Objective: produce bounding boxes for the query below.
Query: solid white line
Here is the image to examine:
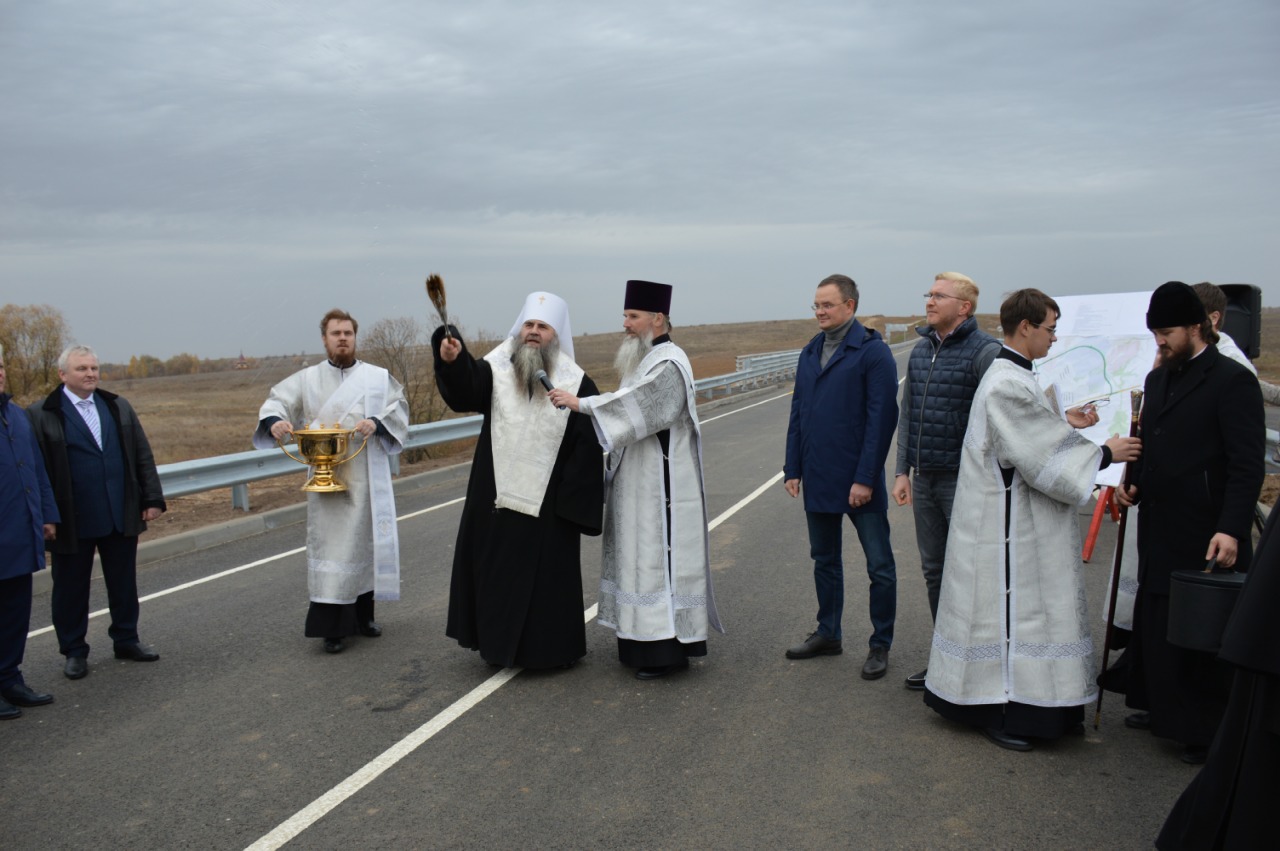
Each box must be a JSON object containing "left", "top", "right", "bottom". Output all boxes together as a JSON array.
[
  {"left": 700, "top": 391, "right": 790, "bottom": 424},
  {"left": 244, "top": 470, "right": 781, "bottom": 850},
  {"left": 709, "top": 471, "right": 784, "bottom": 531},
  {"left": 26, "top": 497, "right": 468, "bottom": 641},
  {"left": 244, "top": 665, "right": 524, "bottom": 851}
]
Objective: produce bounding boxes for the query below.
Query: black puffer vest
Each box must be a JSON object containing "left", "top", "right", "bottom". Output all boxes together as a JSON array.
[{"left": 904, "top": 317, "right": 999, "bottom": 472}]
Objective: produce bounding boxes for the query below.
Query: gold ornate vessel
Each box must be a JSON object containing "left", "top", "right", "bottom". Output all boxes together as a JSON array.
[{"left": 277, "top": 425, "right": 368, "bottom": 493}]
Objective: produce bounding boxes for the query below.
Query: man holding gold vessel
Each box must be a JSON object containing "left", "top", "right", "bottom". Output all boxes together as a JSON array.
[{"left": 254, "top": 308, "right": 409, "bottom": 654}]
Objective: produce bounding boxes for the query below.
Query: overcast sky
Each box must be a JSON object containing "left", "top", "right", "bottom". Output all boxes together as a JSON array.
[{"left": 3, "top": 0, "right": 1277, "bottom": 362}]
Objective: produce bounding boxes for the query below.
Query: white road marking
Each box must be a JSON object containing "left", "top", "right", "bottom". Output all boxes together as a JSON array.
[
  {"left": 700, "top": 391, "right": 790, "bottom": 424},
  {"left": 244, "top": 471, "right": 780, "bottom": 850}
]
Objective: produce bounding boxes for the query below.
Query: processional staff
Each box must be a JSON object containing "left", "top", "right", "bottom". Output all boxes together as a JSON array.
[{"left": 1095, "top": 388, "right": 1144, "bottom": 729}]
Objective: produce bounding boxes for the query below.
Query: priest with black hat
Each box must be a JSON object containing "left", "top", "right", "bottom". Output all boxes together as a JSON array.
[
  {"left": 549, "top": 280, "right": 724, "bottom": 680},
  {"left": 1112, "top": 281, "right": 1265, "bottom": 765}
]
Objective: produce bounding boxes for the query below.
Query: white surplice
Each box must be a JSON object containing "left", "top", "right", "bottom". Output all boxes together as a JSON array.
[
  {"left": 580, "top": 342, "right": 723, "bottom": 644},
  {"left": 254, "top": 360, "right": 409, "bottom": 603},
  {"left": 927, "top": 357, "right": 1104, "bottom": 708}
]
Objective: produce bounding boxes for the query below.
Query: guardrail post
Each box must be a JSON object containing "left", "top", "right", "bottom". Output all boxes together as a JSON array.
[{"left": 232, "top": 483, "right": 251, "bottom": 512}]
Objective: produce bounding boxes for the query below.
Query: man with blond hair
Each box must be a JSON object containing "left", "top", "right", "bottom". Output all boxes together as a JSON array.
[{"left": 892, "top": 272, "right": 1000, "bottom": 690}]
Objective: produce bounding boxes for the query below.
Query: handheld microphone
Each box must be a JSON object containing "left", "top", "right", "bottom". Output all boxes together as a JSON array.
[{"left": 535, "top": 370, "right": 565, "bottom": 409}]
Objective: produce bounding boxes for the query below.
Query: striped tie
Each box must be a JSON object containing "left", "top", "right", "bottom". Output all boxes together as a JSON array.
[{"left": 77, "top": 398, "right": 103, "bottom": 449}]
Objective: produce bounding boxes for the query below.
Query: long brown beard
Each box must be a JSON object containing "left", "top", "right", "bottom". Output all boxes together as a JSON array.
[
  {"left": 328, "top": 350, "right": 357, "bottom": 369},
  {"left": 512, "top": 337, "right": 559, "bottom": 395},
  {"left": 613, "top": 331, "right": 653, "bottom": 379}
]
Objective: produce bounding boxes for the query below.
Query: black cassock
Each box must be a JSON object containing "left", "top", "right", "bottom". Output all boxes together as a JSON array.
[
  {"left": 433, "top": 328, "right": 603, "bottom": 669},
  {"left": 1157, "top": 507, "right": 1280, "bottom": 849}
]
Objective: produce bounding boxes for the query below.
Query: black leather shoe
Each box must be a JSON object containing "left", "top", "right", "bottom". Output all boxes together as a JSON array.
[
  {"left": 64, "top": 656, "right": 88, "bottom": 680},
  {"left": 113, "top": 643, "right": 160, "bottom": 662},
  {"left": 1124, "top": 712, "right": 1151, "bottom": 730},
  {"left": 905, "top": 668, "right": 927, "bottom": 690},
  {"left": 1180, "top": 745, "right": 1208, "bottom": 765},
  {"left": 1, "top": 683, "right": 54, "bottom": 707},
  {"left": 359, "top": 621, "right": 382, "bottom": 638},
  {"left": 980, "top": 726, "right": 1033, "bottom": 752},
  {"left": 861, "top": 647, "right": 889, "bottom": 680},
  {"left": 0, "top": 700, "right": 20, "bottom": 721},
  {"left": 324, "top": 638, "right": 345, "bottom": 654},
  {"left": 785, "top": 632, "right": 842, "bottom": 659},
  {"left": 635, "top": 660, "right": 689, "bottom": 680}
]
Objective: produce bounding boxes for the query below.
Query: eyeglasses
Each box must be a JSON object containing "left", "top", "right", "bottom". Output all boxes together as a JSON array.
[
  {"left": 811, "top": 300, "right": 851, "bottom": 312},
  {"left": 923, "top": 292, "right": 961, "bottom": 302},
  {"left": 1029, "top": 321, "right": 1058, "bottom": 335}
]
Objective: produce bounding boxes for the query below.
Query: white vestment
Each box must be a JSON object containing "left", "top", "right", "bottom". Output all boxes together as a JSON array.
[
  {"left": 254, "top": 361, "right": 409, "bottom": 603},
  {"left": 927, "top": 357, "right": 1104, "bottom": 709},
  {"left": 580, "top": 342, "right": 723, "bottom": 643},
  {"left": 482, "top": 337, "right": 585, "bottom": 516}
]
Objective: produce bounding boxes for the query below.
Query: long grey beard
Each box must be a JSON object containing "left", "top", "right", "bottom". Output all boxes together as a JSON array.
[
  {"left": 613, "top": 331, "right": 653, "bottom": 380},
  {"left": 512, "top": 338, "right": 559, "bottom": 395}
]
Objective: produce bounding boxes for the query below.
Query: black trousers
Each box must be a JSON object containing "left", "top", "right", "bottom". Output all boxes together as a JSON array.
[
  {"left": 0, "top": 574, "right": 34, "bottom": 690},
  {"left": 51, "top": 532, "right": 141, "bottom": 658},
  {"left": 304, "top": 591, "right": 375, "bottom": 638}
]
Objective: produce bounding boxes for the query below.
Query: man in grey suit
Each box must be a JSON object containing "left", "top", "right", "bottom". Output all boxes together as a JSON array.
[{"left": 27, "top": 345, "right": 166, "bottom": 680}]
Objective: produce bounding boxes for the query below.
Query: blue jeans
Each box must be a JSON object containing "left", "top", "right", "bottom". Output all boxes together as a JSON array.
[
  {"left": 805, "top": 510, "right": 896, "bottom": 648},
  {"left": 911, "top": 470, "right": 958, "bottom": 622}
]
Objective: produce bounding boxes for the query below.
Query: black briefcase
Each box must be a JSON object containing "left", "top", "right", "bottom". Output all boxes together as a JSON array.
[{"left": 1167, "top": 560, "right": 1247, "bottom": 653}]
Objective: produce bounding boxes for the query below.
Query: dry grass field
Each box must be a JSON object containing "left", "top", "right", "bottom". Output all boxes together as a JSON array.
[{"left": 85, "top": 308, "right": 1280, "bottom": 539}]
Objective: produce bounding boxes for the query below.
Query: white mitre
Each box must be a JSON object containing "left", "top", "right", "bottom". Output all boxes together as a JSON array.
[{"left": 506, "top": 291, "right": 575, "bottom": 360}]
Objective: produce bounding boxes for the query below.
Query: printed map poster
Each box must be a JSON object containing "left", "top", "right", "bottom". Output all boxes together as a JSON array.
[{"left": 1034, "top": 291, "right": 1156, "bottom": 487}]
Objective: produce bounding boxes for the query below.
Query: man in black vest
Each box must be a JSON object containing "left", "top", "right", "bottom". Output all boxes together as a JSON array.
[
  {"left": 891, "top": 272, "right": 1000, "bottom": 690},
  {"left": 27, "top": 345, "right": 166, "bottom": 680}
]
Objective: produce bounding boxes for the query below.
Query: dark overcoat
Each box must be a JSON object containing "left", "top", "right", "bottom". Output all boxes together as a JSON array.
[
  {"left": 26, "top": 385, "right": 166, "bottom": 554},
  {"left": 784, "top": 320, "right": 899, "bottom": 514},
  {"left": 1131, "top": 344, "right": 1265, "bottom": 590},
  {"left": 1125, "top": 343, "right": 1265, "bottom": 746}
]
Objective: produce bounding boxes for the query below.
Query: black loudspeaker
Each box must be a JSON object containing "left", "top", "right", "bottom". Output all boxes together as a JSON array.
[{"left": 1219, "top": 283, "right": 1261, "bottom": 359}]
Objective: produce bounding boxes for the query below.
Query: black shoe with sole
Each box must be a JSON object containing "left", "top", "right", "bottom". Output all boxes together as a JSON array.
[
  {"left": 980, "top": 726, "right": 1033, "bottom": 752},
  {"left": 64, "top": 656, "right": 88, "bottom": 680},
  {"left": 785, "top": 632, "right": 842, "bottom": 660},
  {"left": 905, "top": 668, "right": 927, "bottom": 690},
  {"left": 1124, "top": 712, "right": 1151, "bottom": 730},
  {"left": 861, "top": 647, "right": 889, "bottom": 680},
  {"left": 324, "top": 638, "right": 345, "bottom": 654},
  {"left": 114, "top": 643, "right": 160, "bottom": 662}
]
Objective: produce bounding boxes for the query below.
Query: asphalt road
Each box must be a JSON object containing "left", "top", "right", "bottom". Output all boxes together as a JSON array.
[{"left": 4, "top": 344, "right": 1211, "bottom": 850}]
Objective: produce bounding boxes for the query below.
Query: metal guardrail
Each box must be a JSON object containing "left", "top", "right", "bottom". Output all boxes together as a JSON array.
[{"left": 158, "top": 351, "right": 803, "bottom": 510}]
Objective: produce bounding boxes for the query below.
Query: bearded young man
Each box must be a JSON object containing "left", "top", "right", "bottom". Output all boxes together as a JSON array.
[
  {"left": 253, "top": 309, "right": 409, "bottom": 654},
  {"left": 1111, "top": 281, "right": 1264, "bottom": 765},
  {"left": 549, "top": 280, "right": 723, "bottom": 680},
  {"left": 433, "top": 292, "right": 603, "bottom": 670}
]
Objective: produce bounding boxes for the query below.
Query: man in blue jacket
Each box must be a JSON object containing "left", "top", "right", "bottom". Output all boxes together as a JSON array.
[
  {"left": 784, "top": 274, "right": 900, "bottom": 679},
  {"left": 1, "top": 346, "right": 60, "bottom": 719}
]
